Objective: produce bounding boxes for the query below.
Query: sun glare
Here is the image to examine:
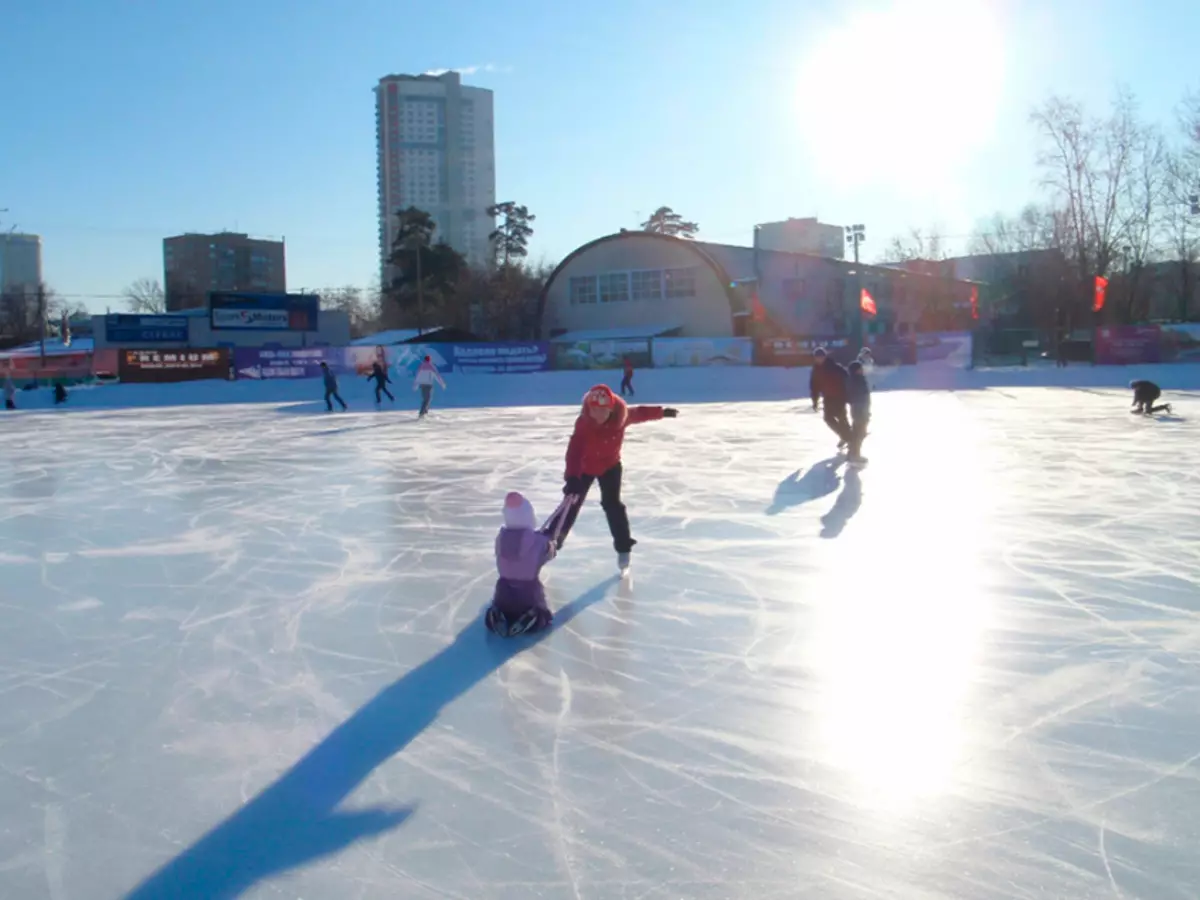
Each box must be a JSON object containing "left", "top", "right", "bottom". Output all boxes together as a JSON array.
[{"left": 793, "top": 0, "right": 1007, "bottom": 190}]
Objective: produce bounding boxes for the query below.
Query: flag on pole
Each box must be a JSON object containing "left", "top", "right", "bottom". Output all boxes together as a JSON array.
[
  {"left": 1093, "top": 275, "right": 1108, "bottom": 312},
  {"left": 859, "top": 288, "right": 877, "bottom": 318},
  {"left": 750, "top": 293, "right": 766, "bottom": 323},
  {"left": 970, "top": 284, "right": 979, "bottom": 320}
]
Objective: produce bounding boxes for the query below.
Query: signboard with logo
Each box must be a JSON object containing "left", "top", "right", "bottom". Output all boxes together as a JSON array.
[
  {"left": 1094, "top": 325, "right": 1161, "bottom": 366},
  {"left": 209, "top": 292, "right": 319, "bottom": 332},
  {"left": 119, "top": 349, "right": 231, "bottom": 383},
  {"left": 553, "top": 339, "right": 652, "bottom": 370},
  {"left": 104, "top": 314, "right": 189, "bottom": 344},
  {"left": 232, "top": 347, "right": 342, "bottom": 380},
  {"left": 651, "top": 337, "right": 754, "bottom": 368}
]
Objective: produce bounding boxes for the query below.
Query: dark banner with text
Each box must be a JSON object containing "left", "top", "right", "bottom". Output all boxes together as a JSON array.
[{"left": 119, "top": 349, "right": 231, "bottom": 383}]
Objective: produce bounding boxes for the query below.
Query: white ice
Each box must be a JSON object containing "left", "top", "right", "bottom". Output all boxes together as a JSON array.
[{"left": 1, "top": 375, "right": 1199, "bottom": 899}]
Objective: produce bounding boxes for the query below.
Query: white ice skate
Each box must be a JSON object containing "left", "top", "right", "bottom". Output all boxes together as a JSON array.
[{"left": 617, "top": 552, "right": 631, "bottom": 574}]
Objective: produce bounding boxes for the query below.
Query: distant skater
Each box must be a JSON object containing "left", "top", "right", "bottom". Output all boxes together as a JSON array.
[
  {"left": 368, "top": 360, "right": 394, "bottom": 405},
  {"left": 1130, "top": 379, "right": 1170, "bottom": 415},
  {"left": 320, "top": 361, "right": 347, "bottom": 411},
  {"left": 53, "top": 381, "right": 68, "bottom": 405},
  {"left": 3, "top": 370, "right": 15, "bottom": 410},
  {"left": 413, "top": 355, "right": 447, "bottom": 417},
  {"left": 810, "top": 347, "right": 852, "bottom": 450},
  {"left": 620, "top": 357, "right": 635, "bottom": 396},
  {"left": 846, "top": 359, "right": 871, "bottom": 463}
]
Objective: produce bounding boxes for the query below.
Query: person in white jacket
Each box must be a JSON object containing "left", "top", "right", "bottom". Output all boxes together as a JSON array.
[{"left": 413, "top": 355, "right": 447, "bottom": 417}]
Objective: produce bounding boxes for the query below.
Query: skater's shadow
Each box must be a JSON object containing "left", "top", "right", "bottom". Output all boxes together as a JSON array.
[
  {"left": 124, "top": 577, "right": 620, "bottom": 900},
  {"left": 765, "top": 456, "right": 844, "bottom": 515},
  {"left": 820, "top": 468, "right": 863, "bottom": 538}
]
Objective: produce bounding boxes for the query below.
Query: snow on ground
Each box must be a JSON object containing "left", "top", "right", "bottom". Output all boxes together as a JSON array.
[{"left": 1, "top": 371, "right": 1199, "bottom": 899}]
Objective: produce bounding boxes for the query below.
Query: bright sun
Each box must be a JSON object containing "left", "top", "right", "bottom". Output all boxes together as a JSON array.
[{"left": 793, "top": 0, "right": 1007, "bottom": 190}]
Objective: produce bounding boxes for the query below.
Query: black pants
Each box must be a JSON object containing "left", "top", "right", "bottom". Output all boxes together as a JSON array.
[
  {"left": 849, "top": 407, "right": 870, "bottom": 456},
  {"left": 1133, "top": 384, "right": 1161, "bottom": 412},
  {"left": 4, "top": 398, "right": 13, "bottom": 410},
  {"left": 823, "top": 401, "right": 852, "bottom": 443},
  {"left": 558, "top": 463, "right": 634, "bottom": 553},
  {"left": 418, "top": 384, "right": 433, "bottom": 416},
  {"left": 324, "top": 389, "right": 346, "bottom": 411},
  {"left": 374, "top": 383, "right": 394, "bottom": 403},
  {"left": 620, "top": 374, "right": 634, "bottom": 396}
]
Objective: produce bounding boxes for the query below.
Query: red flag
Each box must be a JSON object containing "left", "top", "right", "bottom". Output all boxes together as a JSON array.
[
  {"left": 750, "top": 293, "right": 766, "bottom": 322},
  {"left": 1093, "top": 275, "right": 1108, "bottom": 312},
  {"left": 970, "top": 284, "right": 979, "bottom": 320},
  {"left": 860, "top": 288, "right": 877, "bottom": 318}
]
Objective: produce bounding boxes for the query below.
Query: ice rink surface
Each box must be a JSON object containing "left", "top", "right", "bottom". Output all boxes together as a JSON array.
[{"left": 2, "top": 387, "right": 1199, "bottom": 899}]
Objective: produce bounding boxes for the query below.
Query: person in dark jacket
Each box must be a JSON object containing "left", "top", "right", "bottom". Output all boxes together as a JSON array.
[
  {"left": 1130, "top": 379, "right": 1170, "bottom": 415},
  {"left": 320, "top": 361, "right": 347, "bottom": 411},
  {"left": 846, "top": 359, "right": 871, "bottom": 462},
  {"left": 368, "top": 361, "right": 394, "bottom": 405},
  {"left": 810, "top": 347, "right": 851, "bottom": 448},
  {"left": 619, "top": 357, "right": 635, "bottom": 396}
]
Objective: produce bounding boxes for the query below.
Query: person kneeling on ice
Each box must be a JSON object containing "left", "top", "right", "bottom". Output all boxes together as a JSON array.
[
  {"left": 1130, "top": 379, "right": 1171, "bottom": 416},
  {"left": 846, "top": 359, "right": 870, "bottom": 463},
  {"left": 555, "top": 384, "right": 678, "bottom": 572},
  {"left": 485, "top": 492, "right": 571, "bottom": 637}
]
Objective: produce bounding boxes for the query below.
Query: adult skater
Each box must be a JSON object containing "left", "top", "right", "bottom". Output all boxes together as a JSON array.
[
  {"left": 1130, "top": 379, "right": 1170, "bottom": 415},
  {"left": 484, "top": 492, "right": 572, "bottom": 637},
  {"left": 555, "top": 384, "right": 678, "bottom": 572},
  {"left": 846, "top": 359, "right": 871, "bottom": 463},
  {"left": 53, "top": 381, "right": 67, "bottom": 405},
  {"left": 3, "top": 369, "right": 15, "bottom": 410},
  {"left": 368, "top": 360, "right": 394, "bottom": 405},
  {"left": 620, "top": 357, "right": 635, "bottom": 396},
  {"left": 319, "top": 361, "right": 347, "bottom": 411},
  {"left": 413, "top": 355, "right": 446, "bottom": 417},
  {"left": 810, "top": 347, "right": 852, "bottom": 449}
]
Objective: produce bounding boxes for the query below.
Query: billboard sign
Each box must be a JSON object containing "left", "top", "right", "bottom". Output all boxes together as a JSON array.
[
  {"left": 1094, "top": 325, "right": 1161, "bottom": 365},
  {"left": 450, "top": 342, "right": 550, "bottom": 374},
  {"left": 651, "top": 337, "right": 754, "bottom": 368},
  {"left": 119, "top": 349, "right": 230, "bottom": 383},
  {"left": 553, "top": 339, "right": 651, "bottom": 370},
  {"left": 755, "top": 337, "right": 852, "bottom": 367},
  {"left": 233, "top": 347, "right": 341, "bottom": 380},
  {"left": 209, "top": 292, "right": 319, "bottom": 332},
  {"left": 104, "top": 314, "right": 189, "bottom": 343}
]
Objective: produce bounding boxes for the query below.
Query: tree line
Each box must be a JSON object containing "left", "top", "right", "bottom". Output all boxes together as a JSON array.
[{"left": 885, "top": 85, "right": 1200, "bottom": 328}]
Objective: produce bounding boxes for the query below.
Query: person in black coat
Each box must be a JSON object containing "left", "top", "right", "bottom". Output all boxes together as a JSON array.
[
  {"left": 810, "top": 347, "right": 852, "bottom": 447},
  {"left": 320, "top": 361, "right": 347, "bottom": 411},
  {"left": 1130, "top": 379, "right": 1170, "bottom": 415},
  {"left": 846, "top": 360, "right": 871, "bottom": 461},
  {"left": 368, "top": 361, "right": 394, "bottom": 404}
]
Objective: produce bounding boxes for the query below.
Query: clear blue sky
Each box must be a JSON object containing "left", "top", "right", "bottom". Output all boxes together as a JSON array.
[{"left": 2, "top": 0, "right": 1196, "bottom": 311}]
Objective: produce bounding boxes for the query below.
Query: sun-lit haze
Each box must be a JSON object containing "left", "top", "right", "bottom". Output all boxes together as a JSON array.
[{"left": 2, "top": 0, "right": 1197, "bottom": 308}]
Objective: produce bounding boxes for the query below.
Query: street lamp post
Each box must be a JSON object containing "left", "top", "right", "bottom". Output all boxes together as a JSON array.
[{"left": 845, "top": 225, "right": 866, "bottom": 353}]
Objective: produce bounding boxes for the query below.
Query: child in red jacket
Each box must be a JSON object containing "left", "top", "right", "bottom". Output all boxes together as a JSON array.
[{"left": 556, "top": 384, "right": 678, "bottom": 571}]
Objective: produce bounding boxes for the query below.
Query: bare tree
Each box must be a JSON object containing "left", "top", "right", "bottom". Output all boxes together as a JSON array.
[
  {"left": 969, "top": 204, "right": 1065, "bottom": 256},
  {"left": 1158, "top": 88, "right": 1200, "bottom": 320},
  {"left": 882, "top": 226, "right": 948, "bottom": 262},
  {"left": 123, "top": 278, "right": 166, "bottom": 314},
  {"left": 1114, "top": 123, "right": 1168, "bottom": 321},
  {"left": 320, "top": 286, "right": 377, "bottom": 339}
]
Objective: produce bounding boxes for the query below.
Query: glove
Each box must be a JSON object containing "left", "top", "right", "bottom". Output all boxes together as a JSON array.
[
  {"left": 563, "top": 476, "right": 583, "bottom": 496},
  {"left": 663, "top": 408, "right": 679, "bottom": 418}
]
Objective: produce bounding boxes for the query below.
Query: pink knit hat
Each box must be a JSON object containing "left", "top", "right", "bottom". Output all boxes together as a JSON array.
[{"left": 502, "top": 491, "right": 536, "bottom": 530}]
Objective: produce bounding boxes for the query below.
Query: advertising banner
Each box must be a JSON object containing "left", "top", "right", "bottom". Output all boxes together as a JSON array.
[
  {"left": 863, "top": 334, "right": 918, "bottom": 365},
  {"left": 232, "top": 347, "right": 343, "bottom": 380},
  {"left": 553, "top": 339, "right": 652, "bottom": 371},
  {"left": 209, "top": 292, "right": 319, "bottom": 331},
  {"left": 651, "top": 337, "right": 753, "bottom": 368},
  {"left": 344, "top": 345, "right": 395, "bottom": 377},
  {"left": 119, "top": 349, "right": 231, "bottom": 383},
  {"left": 1160, "top": 323, "right": 1200, "bottom": 362},
  {"left": 1, "top": 351, "right": 94, "bottom": 384},
  {"left": 389, "top": 343, "right": 452, "bottom": 376},
  {"left": 1094, "top": 325, "right": 1161, "bottom": 365},
  {"left": 92, "top": 348, "right": 119, "bottom": 378},
  {"left": 104, "top": 314, "right": 189, "bottom": 344},
  {"left": 450, "top": 342, "right": 550, "bottom": 374},
  {"left": 755, "top": 336, "right": 855, "bottom": 367}
]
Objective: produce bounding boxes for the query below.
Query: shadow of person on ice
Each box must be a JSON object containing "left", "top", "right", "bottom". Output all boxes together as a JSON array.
[
  {"left": 765, "top": 456, "right": 844, "bottom": 516},
  {"left": 820, "top": 467, "right": 863, "bottom": 538},
  {"left": 124, "top": 577, "right": 620, "bottom": 900}
]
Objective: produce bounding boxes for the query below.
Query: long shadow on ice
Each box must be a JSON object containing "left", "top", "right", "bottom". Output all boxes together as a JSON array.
[
  {"left": 820, "top": 468, "right": 862, "bottom": 538},
  {"left": 124, "top": 577, "right": 620, "bottom": 900},
  {"left": 765, "top": 456, "right": 844, "bottom": 515}
]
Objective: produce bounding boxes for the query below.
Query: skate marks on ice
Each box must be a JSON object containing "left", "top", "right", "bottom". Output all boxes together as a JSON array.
[{"left": 125, "top": 578, "right": 620, "bottom": 900}]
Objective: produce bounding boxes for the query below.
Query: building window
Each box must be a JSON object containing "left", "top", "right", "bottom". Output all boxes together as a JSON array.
[
  {"left": 630, "top": 269, "right": 662, "bottom": 301},
  {"left": 569, "top": 275, "right": 597, "bottom": 305},
  {"left": 598, "top": 272, "right": 630, "bottom": 303},
  {"left": 664, "top": 267, "right": 696, "bottom": 298}
]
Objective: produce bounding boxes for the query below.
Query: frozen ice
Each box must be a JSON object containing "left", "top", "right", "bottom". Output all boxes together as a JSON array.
[{"left": 1, "top": 373, "right": 1199, "bottom": 899}]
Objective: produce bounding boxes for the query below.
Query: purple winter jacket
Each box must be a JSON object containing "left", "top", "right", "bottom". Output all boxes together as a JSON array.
[{"left": 492, "top": 527, "right": 556, "bottom": 624}]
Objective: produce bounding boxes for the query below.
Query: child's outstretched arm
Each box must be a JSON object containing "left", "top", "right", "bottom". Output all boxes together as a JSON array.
[{"left": 627, "top": 406, "right": 679, "bottom": 425}]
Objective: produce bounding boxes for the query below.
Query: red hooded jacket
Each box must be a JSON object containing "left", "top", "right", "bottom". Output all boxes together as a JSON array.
[{"left": 564, "top": 388, "right": 665, "bottom": 478}]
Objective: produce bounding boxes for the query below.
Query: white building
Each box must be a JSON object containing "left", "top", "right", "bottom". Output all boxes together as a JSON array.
[
  {"left": 755, "top": 218, "right": 845, "bottom": 259},
  {"left": 0, "top": 233, "right": 43, "bottom": 292},
  {"left": 375, "top": 71, "right": 496, "bottom": 281}
]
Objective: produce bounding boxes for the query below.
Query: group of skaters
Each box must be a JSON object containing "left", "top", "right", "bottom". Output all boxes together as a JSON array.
[{"left": 317, "top": 355, "right": 446, "bottom": 417}]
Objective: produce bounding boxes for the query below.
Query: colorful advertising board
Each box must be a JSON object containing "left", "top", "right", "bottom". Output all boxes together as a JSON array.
[
  {"left": 755, "top": 337, "right": 856, "bottom": 367},
  {"left": 209, "top": 292, "right": 319, "bottom": 332},
  {"left": 651, "top": 337, "right": 754, "bottom": 368},
  {"left": 1, "top": 351, "right": 94, "bottom": 384},
  {"left": 553, "top": 339, "right": 652, "bottom": 371},
  {"left": 449, "top": 342, "right": 549, "bottom": 374},
  {"left": 104, "top": 314, "right": 189, "bottom": 344},
  {"left": 119, "top": 349, "right": 231, "bottom": 383},
  {"left": 232, "top": 347, "right": 343, "bottom": 380},
  {"left": 1094, "top": 325, "right": 1162, "bottom": 366}
]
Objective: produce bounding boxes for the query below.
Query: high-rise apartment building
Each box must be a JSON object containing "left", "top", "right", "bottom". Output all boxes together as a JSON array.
[
  {"left": 163, "top": 232, "right": 286, "bottom": 311},
  {"left": 0, "top": 233, "right": 43, "bottom": 293},
  {"left": 375, "top": 71, "right": 496, "bottom": 283}
]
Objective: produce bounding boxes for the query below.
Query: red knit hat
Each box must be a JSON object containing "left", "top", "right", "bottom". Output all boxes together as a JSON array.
[{"left": 584, "top": 384, "right": 616, "bottom": 409}]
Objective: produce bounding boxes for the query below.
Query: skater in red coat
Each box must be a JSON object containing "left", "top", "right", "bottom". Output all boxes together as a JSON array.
[{"left": 556, "top": 384, "right": 678, "bottom": 571}]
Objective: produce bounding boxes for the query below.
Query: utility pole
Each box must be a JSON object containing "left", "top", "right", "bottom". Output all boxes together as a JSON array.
[
  {"left": 37, "top": 283, "right": 46, "bottom": 366},
  {"left": 845, "top": 224, "right": 866, "bottom": 353}
]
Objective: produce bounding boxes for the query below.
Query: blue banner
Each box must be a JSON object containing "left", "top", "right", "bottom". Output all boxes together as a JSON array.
[
  {"left": 449, "top": 342, "right": 550, "bottom": 374},
  {"left": 105, "top": 314, "right": 189, "bottom": 344},
  {"left": 232, "top": 347, "right": 341, "bottom": 379},
  {"left": 210, "top": 292, "right": 320, "bottom": 332},
  {"left": 651, "top": 337, "right": 754, "bottom": 367}
]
